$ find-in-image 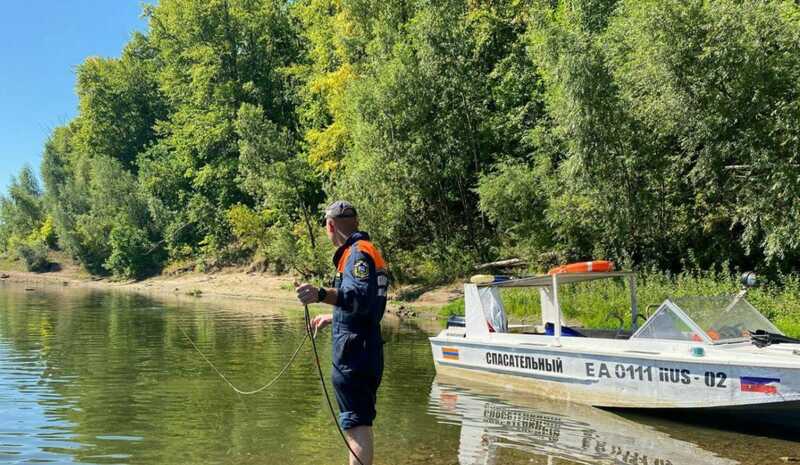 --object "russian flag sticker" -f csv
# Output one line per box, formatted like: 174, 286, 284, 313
740, 376, 780, 394
442, 347, 460, 360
